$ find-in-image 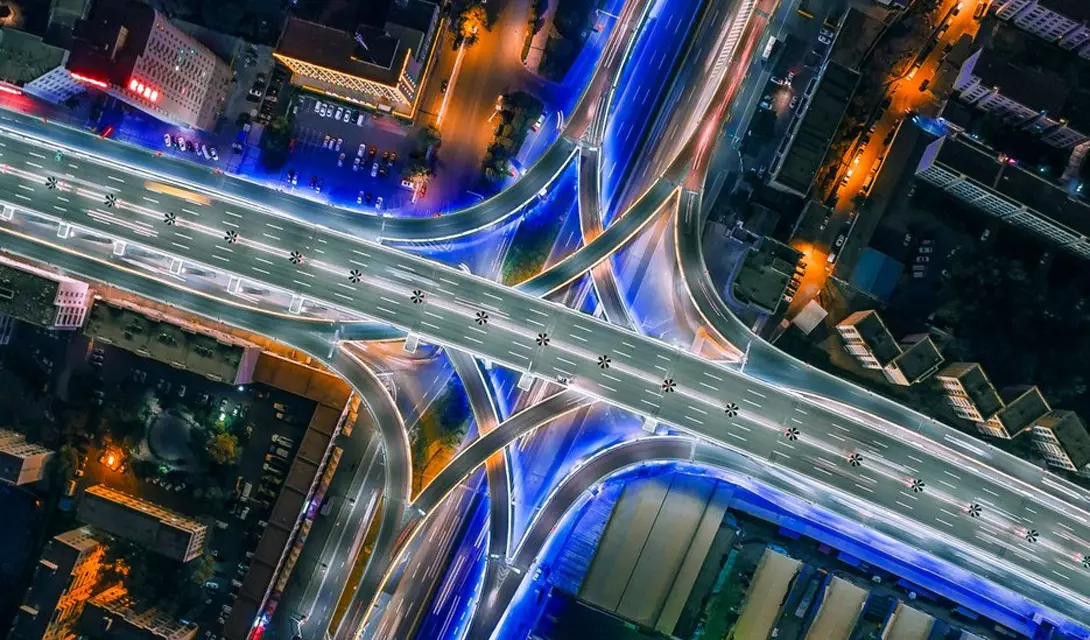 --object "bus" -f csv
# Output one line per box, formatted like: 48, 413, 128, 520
762, 36, 780, 61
